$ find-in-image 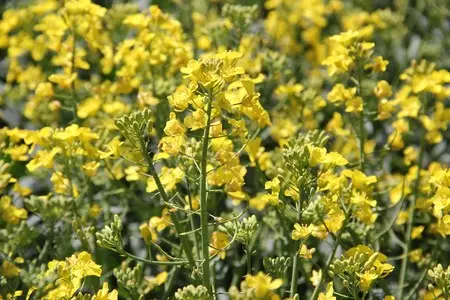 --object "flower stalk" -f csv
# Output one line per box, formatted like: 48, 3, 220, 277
290, 193, 303, 297
398, 95, 428, 299
200, 96, 214, 294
